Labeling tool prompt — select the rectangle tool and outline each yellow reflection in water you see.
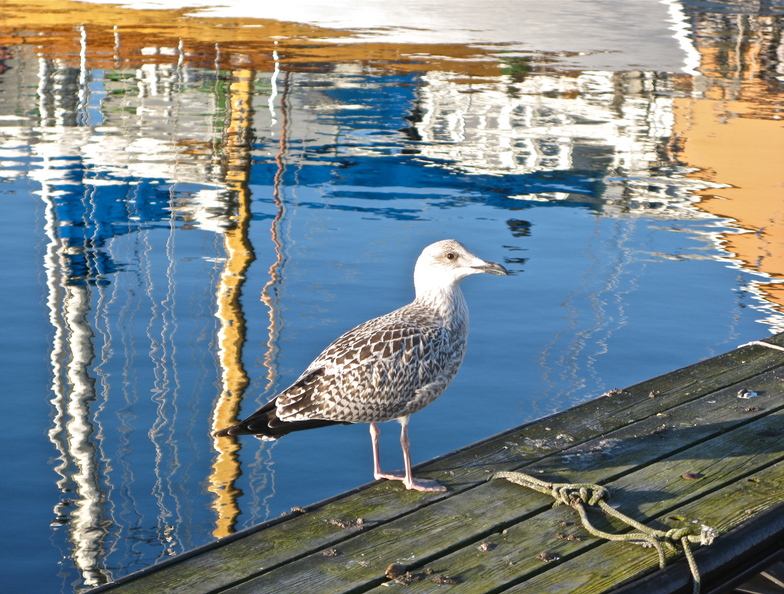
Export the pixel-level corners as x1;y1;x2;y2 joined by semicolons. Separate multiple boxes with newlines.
209;68;259;538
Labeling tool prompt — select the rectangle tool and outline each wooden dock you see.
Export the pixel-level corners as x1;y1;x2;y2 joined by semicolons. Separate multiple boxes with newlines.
91;335;784;594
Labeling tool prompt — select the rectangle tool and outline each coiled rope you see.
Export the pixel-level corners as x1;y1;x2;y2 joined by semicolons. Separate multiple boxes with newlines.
492;471;717;594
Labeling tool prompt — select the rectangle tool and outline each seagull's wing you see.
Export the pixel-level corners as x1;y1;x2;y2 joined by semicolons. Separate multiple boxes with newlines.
275;308;459;424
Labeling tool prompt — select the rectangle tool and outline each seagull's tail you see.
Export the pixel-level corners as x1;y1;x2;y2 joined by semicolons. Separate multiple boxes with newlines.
213;399;345;440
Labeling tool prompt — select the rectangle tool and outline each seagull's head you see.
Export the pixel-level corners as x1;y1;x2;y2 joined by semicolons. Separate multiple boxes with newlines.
414;239;507;296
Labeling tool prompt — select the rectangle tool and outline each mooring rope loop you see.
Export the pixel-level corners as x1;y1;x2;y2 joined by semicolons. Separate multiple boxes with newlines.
739;340;784;352
492;470;716;594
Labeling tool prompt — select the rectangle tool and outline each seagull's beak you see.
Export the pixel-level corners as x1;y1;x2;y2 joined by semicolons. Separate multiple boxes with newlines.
472;260;508;276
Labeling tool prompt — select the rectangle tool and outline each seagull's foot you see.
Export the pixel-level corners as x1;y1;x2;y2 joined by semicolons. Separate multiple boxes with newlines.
405;477;448;492
374;471;447;492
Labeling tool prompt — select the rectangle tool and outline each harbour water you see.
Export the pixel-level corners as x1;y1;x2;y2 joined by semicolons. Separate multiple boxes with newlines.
0;1;782;591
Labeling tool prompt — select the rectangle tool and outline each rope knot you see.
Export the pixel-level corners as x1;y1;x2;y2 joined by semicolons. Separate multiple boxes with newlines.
664;528;693;542
551;484;608;507
586;485;608;506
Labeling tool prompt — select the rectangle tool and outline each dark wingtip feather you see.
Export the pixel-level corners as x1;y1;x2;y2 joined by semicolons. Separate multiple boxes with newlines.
213;396;345;440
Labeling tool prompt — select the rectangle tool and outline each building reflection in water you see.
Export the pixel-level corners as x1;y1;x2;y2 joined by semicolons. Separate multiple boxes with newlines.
671;9;784;325
0;0;781;589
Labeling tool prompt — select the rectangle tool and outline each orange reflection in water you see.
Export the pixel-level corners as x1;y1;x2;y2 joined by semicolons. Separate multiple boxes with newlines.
0;0;506;77
673;14;784;310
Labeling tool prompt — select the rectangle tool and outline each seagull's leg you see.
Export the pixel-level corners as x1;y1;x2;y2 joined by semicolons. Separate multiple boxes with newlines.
398;416;446;492
370;422;389;480
369;419;445;491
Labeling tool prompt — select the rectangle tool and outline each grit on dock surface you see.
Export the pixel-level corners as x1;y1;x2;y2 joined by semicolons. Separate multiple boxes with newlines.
91;335;784;594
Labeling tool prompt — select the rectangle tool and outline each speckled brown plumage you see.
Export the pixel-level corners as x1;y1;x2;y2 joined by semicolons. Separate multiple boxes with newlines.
215;239;507;491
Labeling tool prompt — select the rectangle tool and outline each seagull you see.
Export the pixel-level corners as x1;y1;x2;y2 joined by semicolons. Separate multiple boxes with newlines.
215;239;508;492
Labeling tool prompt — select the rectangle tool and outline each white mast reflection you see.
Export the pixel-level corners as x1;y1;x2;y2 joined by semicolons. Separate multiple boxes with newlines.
249;59;290;527
38;35;113;585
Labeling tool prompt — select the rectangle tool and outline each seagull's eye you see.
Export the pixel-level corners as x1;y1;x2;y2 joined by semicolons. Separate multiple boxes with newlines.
446;252;456;260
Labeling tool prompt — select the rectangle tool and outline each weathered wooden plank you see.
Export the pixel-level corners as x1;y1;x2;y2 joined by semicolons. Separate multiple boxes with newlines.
219;369;784;593
92;336;784;594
